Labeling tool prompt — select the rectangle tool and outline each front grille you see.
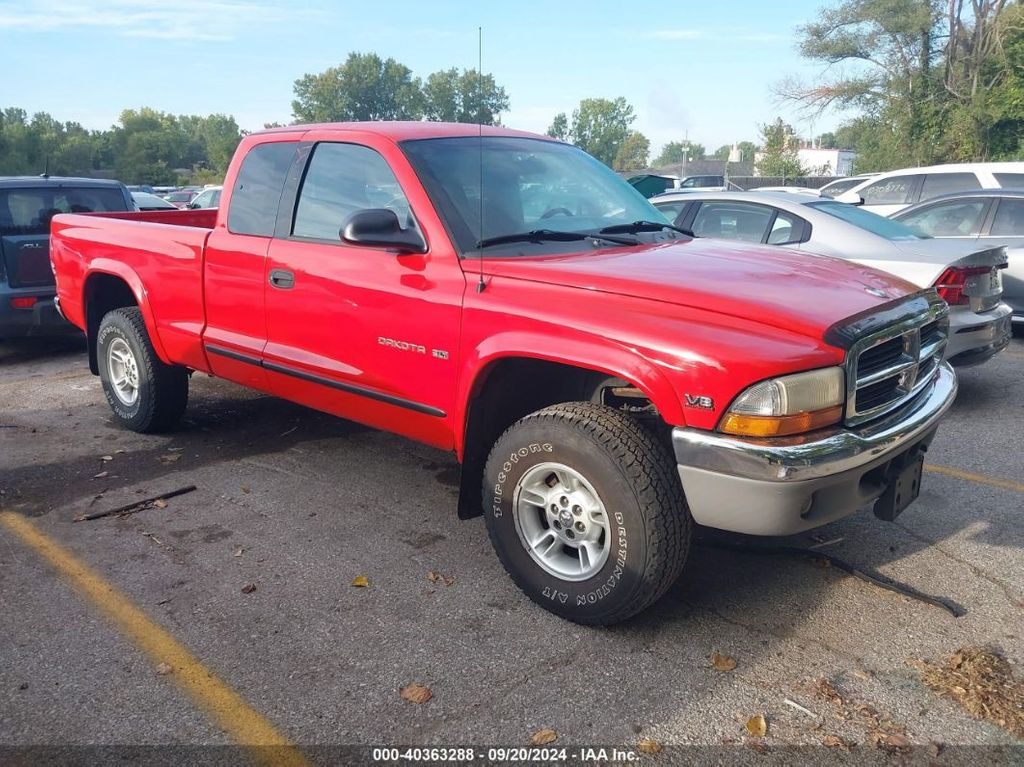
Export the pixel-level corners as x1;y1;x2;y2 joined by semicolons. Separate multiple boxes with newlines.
845;296;948;426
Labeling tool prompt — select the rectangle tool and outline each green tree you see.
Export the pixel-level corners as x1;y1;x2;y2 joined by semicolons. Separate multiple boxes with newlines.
654;140;705;166
422;68;509;124
546;112;569;140
756;118;805;177
291;52;424;123
614;131;651;170
712;141;756;163
551;97;636;167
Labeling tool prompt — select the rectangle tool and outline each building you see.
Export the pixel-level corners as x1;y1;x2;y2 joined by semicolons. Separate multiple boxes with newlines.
795;147;857;176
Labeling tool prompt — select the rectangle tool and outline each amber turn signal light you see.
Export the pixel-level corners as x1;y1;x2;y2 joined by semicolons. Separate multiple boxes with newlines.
719;405;843;438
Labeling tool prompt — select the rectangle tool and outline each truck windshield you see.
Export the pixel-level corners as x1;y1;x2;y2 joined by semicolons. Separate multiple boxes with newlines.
0;187;128;236
401;136;666;256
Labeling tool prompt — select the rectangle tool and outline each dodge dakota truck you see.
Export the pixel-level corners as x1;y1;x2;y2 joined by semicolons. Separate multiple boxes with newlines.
50;123;958;624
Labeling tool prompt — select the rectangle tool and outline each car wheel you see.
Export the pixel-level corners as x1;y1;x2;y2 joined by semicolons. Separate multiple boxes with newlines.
96;307;188;433
483;402;690;624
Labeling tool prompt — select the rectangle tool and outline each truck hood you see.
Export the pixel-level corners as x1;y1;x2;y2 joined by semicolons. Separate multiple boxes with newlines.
484;239;919;341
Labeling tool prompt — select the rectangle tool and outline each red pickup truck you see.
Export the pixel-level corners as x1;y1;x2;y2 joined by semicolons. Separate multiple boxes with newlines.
51;123;958;624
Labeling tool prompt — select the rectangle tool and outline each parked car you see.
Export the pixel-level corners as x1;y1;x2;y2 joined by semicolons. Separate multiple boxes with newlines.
818;174;877;198
187;185;222;209
162;189;197;209
892;189;1024;327
131;191;178;211
51;123;958;624
1;177;133;340
750;185;820;196
672;174;726;189
835;162;1024;215
126;184;156;195
651;190;1011;366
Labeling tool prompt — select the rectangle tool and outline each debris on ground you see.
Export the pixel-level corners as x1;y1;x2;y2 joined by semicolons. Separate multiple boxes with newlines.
155;662;173;675
810;676;909;748
711;652;737;672
745;714;767;737
529;728;557;745
426;570;454;587
158;452;182;464
74;485;196;522
399;683;432;704
913;647;1024;738
241;582;257;594
636;738;661;754
351;575;369;587
783;697;818;720
822;734;853;750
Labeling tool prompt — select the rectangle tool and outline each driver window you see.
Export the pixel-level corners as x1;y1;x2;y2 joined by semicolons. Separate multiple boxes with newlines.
293;142;413;241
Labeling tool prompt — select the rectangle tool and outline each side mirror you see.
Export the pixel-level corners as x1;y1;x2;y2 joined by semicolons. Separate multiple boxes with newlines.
340;208;426;253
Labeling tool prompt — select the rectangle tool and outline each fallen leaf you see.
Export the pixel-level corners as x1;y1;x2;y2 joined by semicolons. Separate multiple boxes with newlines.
92;471;108;479
427;570;455;587
822;735;851;750
745;714;767;737
885;734;910;748
814;678;844;705
159;453;181;464
529;728;557;746
153;499;168;509
100;455;114;462
399;683;432;704
241;582;256;594
233;547;245;557
351;575;369;587
241;486;251;494
711;652;737;672
156;662;173;675
636;738;661;754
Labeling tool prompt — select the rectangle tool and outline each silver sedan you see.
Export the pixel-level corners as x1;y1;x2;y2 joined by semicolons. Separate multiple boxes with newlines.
651;190;1012;366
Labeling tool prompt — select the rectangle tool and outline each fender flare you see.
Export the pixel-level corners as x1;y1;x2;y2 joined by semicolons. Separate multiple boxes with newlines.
84;260;172;365
454;330;686;460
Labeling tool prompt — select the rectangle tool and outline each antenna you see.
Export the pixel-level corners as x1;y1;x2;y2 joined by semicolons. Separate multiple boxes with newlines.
40;155;50;179
476;26;486;294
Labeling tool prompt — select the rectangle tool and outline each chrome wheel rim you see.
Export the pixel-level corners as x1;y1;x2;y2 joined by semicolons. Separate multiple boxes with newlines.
107;338;140;406
513;462;611;581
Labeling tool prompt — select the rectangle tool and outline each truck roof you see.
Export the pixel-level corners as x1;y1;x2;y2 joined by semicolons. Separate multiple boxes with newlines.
256;121;553;142
0;176;127;189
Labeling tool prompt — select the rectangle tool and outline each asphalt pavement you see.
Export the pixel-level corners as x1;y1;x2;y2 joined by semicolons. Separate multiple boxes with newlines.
1;334;1022;760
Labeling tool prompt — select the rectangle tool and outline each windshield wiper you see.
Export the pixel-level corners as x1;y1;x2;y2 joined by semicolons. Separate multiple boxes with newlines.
599;220;694;237
476;229;637;249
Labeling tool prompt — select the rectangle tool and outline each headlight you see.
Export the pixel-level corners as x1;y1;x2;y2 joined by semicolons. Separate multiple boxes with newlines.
719;367;845;437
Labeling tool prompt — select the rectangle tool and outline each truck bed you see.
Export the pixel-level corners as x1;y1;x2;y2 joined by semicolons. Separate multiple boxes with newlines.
50;208;219;371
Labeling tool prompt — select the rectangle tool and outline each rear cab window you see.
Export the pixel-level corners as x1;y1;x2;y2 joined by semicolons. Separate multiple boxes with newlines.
227;142;298;236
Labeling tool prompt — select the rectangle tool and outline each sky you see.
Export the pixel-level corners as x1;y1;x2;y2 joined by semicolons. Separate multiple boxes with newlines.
0;0;850;155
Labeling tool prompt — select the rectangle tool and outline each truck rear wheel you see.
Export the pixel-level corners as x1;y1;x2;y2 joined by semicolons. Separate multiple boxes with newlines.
96;307;188;433
483;402;690;625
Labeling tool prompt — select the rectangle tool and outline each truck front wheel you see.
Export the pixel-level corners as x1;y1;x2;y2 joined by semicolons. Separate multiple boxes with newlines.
96;307;188;433
483;402;690;624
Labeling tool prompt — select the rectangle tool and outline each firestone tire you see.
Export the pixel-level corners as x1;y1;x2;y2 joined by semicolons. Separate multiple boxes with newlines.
96;307;188;433
483;402;691;625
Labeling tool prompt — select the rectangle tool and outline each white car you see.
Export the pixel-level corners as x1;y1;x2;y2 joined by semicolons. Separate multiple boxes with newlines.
836;162;1024;216
187;185;223;209
651;190;1012;366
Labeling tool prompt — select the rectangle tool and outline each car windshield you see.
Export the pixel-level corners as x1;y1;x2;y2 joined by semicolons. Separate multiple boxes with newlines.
0;186;128;236
401;136;664;256
807;199;926;241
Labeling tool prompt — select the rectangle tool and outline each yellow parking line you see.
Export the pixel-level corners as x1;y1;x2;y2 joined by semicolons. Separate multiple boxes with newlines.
925;464;1024;494
0;512;309;767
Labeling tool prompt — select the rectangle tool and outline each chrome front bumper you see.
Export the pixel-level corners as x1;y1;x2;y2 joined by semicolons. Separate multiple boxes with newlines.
672;362;958;536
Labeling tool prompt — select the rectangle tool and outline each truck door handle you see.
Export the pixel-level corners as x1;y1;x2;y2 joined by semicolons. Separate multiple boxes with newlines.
269;269;295;289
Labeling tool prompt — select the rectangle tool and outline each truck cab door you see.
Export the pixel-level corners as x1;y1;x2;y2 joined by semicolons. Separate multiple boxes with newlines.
201;140;300;390
263;137;465;449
